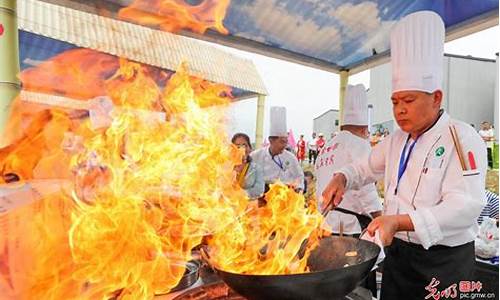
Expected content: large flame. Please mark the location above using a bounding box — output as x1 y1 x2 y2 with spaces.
206 184 324 275
119 0 230 34
0 50 324 299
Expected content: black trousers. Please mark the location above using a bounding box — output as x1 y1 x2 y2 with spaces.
308 149 318 164
487 147 493 168
381 238 475 300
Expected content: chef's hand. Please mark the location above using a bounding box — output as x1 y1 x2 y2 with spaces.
367 215 414 246
321 173 347 211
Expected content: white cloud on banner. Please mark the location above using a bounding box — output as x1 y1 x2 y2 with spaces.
329 2 381 39
328 1 396 63
235 0 343 58
359 20 396 54
232 0 397 64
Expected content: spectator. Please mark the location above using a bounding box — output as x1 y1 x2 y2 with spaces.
479 121 495 168
317 133 326 153
232 133 264 199
478 190 499 225
308 132 318 165
296 134 306 166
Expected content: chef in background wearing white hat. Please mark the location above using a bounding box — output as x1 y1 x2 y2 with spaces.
322 11 487 299
251 107 304 193
316 84 382 235
315 84 383 297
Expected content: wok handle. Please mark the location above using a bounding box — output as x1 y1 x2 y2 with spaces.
332 207 372 231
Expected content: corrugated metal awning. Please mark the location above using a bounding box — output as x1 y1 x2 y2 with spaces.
18 0 268 96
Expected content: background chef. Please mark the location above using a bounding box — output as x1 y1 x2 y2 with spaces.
316 83 382 236
251 106 304 192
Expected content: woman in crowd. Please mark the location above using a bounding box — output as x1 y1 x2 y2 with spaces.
231 133 265 199
296 134 306 166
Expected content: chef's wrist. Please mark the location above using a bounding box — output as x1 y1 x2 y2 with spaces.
333 172 347 188
395 214 414 232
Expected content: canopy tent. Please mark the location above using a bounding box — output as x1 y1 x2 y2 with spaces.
29 0 499 74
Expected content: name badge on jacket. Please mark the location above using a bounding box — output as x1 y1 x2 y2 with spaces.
423 145 446 173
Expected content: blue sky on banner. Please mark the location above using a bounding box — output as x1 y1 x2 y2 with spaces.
223 0 498 67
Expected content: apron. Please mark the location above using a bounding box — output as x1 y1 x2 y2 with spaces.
381 238 475 300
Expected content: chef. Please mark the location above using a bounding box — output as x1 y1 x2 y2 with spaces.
251 107 304 192
316 83 382 236
322 11 487 300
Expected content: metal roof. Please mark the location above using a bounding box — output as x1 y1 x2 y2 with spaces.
33 0 499 75
18 0 268 97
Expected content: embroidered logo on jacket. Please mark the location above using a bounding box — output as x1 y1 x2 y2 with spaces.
435 146 445 157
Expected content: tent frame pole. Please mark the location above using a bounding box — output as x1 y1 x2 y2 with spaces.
255 94 265 148
0 0 20 146
339 70 349 127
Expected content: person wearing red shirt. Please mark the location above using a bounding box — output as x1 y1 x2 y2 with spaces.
296 134 306 165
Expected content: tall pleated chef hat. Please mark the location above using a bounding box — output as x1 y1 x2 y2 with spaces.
343 84 368 126
269 106 287 137
391 11 445 93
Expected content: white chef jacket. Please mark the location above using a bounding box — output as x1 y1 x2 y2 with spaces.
315 131 382 234
339 112 487 249
250 147 304 190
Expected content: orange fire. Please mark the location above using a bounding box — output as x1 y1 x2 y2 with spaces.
0 49 325 299
118 0 230 34
206 184 324 275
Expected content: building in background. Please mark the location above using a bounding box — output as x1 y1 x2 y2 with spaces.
367 53 497 132
313 109 339 138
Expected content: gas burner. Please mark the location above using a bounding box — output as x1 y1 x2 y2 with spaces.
172 282 374 300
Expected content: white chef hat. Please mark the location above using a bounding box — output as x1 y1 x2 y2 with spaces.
342 84 368 126
269 106 287 137
391 11 445 94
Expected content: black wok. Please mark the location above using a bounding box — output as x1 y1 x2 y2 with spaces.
215 235 380 300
